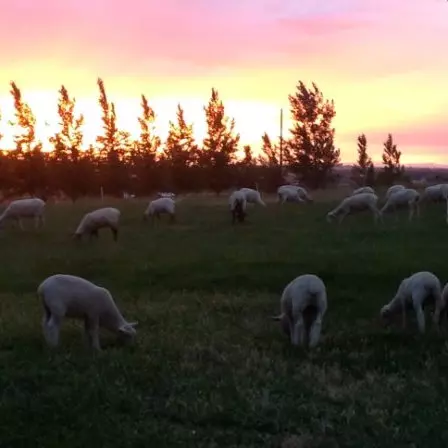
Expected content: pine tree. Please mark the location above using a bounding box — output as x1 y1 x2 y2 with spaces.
202 88 240 194
381 133 404 185
287 81 340 187
352 133 375 186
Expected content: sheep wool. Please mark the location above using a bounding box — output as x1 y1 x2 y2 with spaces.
327 192 380 224
385 185 405 201
38 274 138 350
74 207 120 241
0 197 46 230
352 186 375 196
229 190 247 224
143 197 176 224
277 185 312 204
272 274 328 348
380 188 420 221
380 271 443 334
238 188 266 207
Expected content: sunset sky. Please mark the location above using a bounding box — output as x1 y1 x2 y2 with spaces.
0 0 447 165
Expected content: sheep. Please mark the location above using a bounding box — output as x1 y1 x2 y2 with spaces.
439 282 448 322
229 190 247 224
352 186 375 196
380 271 443 334
143 197 176 224
385 184 405 201
420 184 448 204
157 192 176 199
238 188 266 207
74 207 120 241
0 197 46 230
271 274 327 348
326 193 381 224
380 188 420 221
38 274 137 350
277 185 312 204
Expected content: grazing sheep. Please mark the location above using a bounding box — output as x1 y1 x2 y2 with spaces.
143 197 176 224
380 271 443 334
385 184 405 201
352 186 375 196
74 207 120 241
277 185 312 204
421 184 448 204
271 274 327 348
439 282 448 322
38 274 137 350
229 190 247 224
238 188 266 207
0 197 46 230
326 193 381 224
157 192 176 199
380 188 420 221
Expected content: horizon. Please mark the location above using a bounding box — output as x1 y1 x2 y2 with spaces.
0 0 447 165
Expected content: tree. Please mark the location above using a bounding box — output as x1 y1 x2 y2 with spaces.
202 88 240 194
286 81 340 187
96 78 130 196
9 81 47 195
162 104 198 191
259 133 279 166
352 133 375 186
381 133 404 185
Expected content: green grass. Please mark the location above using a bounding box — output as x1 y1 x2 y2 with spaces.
1 194 448 447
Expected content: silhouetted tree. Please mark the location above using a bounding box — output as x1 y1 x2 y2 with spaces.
202 88 240 194
162 104 198 191
259 133 279 167
286 81 340 187
351 134 375 186
381 133 404 185
9 81 47 196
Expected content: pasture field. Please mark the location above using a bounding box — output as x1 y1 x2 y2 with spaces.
2 192 448 447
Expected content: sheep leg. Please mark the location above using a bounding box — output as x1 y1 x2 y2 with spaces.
44 315 61 347
308 313 323 348
16 217 24 231
170 213 176 224
408 203 414 222
411 293 426 333
291 314 305 346
111 227 118 242
84 318 101 350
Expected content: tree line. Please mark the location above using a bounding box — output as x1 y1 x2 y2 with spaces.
0 79 405 200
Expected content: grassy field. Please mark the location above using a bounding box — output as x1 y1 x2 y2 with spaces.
1 192 448 447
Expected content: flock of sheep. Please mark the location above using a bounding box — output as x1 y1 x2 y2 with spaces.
1 181 448 350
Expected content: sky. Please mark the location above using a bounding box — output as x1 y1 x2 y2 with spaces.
0 0 447 165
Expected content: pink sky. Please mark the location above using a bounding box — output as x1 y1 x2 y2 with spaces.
0 0 447 164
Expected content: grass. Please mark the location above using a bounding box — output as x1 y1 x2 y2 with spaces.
1 192 448 447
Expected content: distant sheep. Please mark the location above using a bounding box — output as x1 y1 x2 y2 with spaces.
143 197 176 224
420 184 448 204
326 192 381 224
277 185 312 204
38 274 137 350
238 188 266 207
352 186 375 196
74 207 120 241
380 271 443 334
229 190 247 224
380 188 420 221
385 185 405 201
157 192 176 199
271 274 327 348
0 197 45 230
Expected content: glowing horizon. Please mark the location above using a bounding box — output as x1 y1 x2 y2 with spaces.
0 0 447 164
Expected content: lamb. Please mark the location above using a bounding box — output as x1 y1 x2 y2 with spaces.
0 197 46 230
352 186 375 196
277 185 313 204
74 207 120 241
271 274 327 348
229 190 247 224
385 184 405 201
380 188 420 221
143 197 176 224
380 271 443 334
326 192 381 224
238 188 266 207
38 274 137 350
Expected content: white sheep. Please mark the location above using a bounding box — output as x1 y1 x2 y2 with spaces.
157 192 176 199
143 197 176 224
352 186 375 196
421 184 448 204
380 188 420 221
326 193 381 224
385 184 405 201
0 197 46 230
277 185 312 204
238 188 266 207
271 274 327 348
38 274 137 350
229 190 247 224
380 271 443 334
439 282 448 322
74 207 120 241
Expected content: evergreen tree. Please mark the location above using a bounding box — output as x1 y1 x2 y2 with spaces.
259 132 279 166
286 81 340 187
202 88 240 194
352 133 375 186
381 133 404 185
